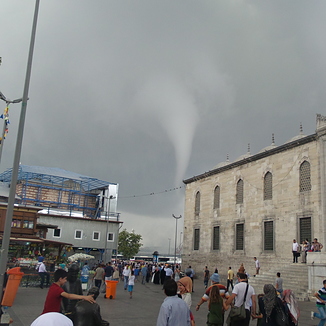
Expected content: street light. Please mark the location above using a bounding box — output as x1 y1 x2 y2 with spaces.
172 214 182 266
104 195 116 263
168 238 171 256
0 0 40 296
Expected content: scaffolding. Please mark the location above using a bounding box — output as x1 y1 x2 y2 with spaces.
0 165 117 219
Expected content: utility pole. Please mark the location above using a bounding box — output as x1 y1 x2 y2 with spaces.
172 214 182 266
0 0 40 295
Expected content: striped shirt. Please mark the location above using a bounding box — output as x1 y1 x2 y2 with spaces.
317 287 326 306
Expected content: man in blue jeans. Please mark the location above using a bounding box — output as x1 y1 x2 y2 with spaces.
311 279 326 325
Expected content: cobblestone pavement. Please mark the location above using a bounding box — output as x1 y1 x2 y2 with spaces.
8 278 318 325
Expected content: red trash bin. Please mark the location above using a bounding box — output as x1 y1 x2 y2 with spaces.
1 267 24 307
105 280 118 299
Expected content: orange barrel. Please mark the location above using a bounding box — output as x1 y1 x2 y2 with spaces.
1 267 24 307
105 280 118 299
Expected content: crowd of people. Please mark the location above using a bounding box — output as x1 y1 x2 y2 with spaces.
26 251 326 326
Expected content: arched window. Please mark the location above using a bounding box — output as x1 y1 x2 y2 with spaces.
195 191 200 216
236 179 244 204
213 186 220 209
300 161 311 192
264 172 273 200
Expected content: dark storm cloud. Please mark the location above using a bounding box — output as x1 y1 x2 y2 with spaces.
1 1 326 252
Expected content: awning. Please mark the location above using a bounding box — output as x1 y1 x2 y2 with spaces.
0 236 71 246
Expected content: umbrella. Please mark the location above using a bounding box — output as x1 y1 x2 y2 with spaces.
68 253 95 262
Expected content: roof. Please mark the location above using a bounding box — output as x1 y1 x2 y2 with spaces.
0 165 116 191
184 133 316 184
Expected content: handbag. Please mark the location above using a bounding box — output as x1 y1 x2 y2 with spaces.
229 283 249 321
274 300 289 326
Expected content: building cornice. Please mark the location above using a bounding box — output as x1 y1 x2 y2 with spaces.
183 133 316 184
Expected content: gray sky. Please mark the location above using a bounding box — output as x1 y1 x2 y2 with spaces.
1 1 326 255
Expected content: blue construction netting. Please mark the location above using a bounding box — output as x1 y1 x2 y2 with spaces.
0 165 117 217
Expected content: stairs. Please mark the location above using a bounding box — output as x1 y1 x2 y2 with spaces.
247 263 309 301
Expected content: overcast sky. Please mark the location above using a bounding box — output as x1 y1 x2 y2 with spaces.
1 1 326 256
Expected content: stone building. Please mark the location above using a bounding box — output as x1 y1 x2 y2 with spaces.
182 114 326 277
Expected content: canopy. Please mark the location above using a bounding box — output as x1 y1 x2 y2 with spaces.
68 253 95 262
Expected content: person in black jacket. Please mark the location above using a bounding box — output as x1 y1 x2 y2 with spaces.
258 284 288 326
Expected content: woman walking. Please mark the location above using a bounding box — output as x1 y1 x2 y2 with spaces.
178 276 193 308
207 285 228 326
177 276 195 326
258 284 288 325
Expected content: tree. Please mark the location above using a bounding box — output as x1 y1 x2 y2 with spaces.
118 229 143 259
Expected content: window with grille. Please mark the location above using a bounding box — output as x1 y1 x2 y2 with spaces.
300 217 311 243
236 179 244 204
93 231 100 241
213 186 220 209
300 161 311 192
236 224 244 250
107 232 114 241
213 226 220 250
264 221 274 250
264 172 273 200
195 192 200 216
194 228 200 250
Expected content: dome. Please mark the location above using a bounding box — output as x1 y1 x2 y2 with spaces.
284 133 306 144
258 143 277 153
235 152 251 161
213 160 231 169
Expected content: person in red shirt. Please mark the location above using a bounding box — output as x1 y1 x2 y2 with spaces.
42 269 95 314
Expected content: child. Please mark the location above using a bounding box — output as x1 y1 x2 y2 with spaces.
128 270 135 299
42 269 95 314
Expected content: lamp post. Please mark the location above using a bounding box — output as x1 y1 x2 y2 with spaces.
0 0 40 296
0 92 24 166
168 238 171 256
179 231 183 259
104 195 116 263
172 214 182 266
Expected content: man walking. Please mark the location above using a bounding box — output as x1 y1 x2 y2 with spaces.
203 266 210 289
311 279 326 324
38 259 50 289
156 279 190 326
254 257 260 275
225 273 256 326
227 267 234 292
185 266 195 292
104 262 114 281
141 264 147 285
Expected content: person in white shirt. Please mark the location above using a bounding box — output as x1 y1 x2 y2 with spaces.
225 273 256 326
164 265 173 280
122 264 131 290
292 239 300 263
128 270 135 298
38 260 50 289
254 257 260 275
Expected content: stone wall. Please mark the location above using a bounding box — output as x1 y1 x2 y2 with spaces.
182 132 322 277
